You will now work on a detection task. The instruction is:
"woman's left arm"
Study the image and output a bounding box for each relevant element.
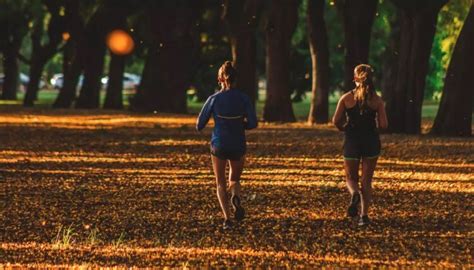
[244,96,258,130]
[332,97,346,131]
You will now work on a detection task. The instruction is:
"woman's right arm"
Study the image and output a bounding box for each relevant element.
[377,97,388,130]
[196,96,215,131]
[332,96,346,131]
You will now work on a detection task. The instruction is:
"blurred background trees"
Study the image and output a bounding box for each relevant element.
[0,0,471,135]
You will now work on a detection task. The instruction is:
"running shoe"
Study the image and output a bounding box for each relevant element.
[358,215,370,226]
[347,192,361,218]
[231,194,245,221]
[223,219,232,230]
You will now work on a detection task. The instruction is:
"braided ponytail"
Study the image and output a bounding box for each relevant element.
[353,64,375,113]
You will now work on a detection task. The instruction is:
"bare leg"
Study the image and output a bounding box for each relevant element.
[211,155,231,220]
[360,157,378,216]
[229,156,245,221]
[344,159,360,195]
[228,156,245,197]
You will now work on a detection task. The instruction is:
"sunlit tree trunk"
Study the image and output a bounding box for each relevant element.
[307,0,330,124]
[387,0,448,134]
[131,1,200,113]
[263,0,299,122]
[223,0,263,105]
[336,0,378,92]
[431,3,473,136]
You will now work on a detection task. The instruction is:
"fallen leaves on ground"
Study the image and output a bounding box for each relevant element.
[0,109,473,268]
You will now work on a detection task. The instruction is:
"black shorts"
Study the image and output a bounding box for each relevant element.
[210,145,245,161]
[343,134,381,160]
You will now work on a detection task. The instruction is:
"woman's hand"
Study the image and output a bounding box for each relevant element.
[334,119,346,131]
[332,96,346,132]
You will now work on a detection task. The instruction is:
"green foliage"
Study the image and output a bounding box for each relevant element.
[427,0,470,100]
[0,0,33,48]
[369,0,397,91]
[1,0,469,105]
[192,3,231,101]
[324,0,345,92]
[290,0,311,101]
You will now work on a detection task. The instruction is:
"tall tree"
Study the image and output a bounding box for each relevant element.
[263,0,299,122]
[307,0,330,124]
[431,2,473,136]
[131,0,200,113]
[103,53,126,110]
[103,1,133,110]
[335,0,378,92]
[53,0,85,108]
[387,0,448,134]
[223,0,263,104]
[75,6,108,109]
[0,1,30,100]
[23,0,65,107]
[192,1,231,102]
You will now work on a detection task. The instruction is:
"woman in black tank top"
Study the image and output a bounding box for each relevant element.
[332,64,388,226]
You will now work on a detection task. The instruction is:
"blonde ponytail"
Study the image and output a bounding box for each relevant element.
[353,64,375,113]
[218,61,237,84]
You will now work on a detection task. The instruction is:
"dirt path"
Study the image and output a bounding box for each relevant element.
[1,111,473,267]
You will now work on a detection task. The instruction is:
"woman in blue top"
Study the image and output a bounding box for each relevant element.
[196,61,258,229]
[332,64,388,226]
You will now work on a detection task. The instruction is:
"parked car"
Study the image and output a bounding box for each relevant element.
[101,73,140,93]
[50,73,84,90]
[50,73,64,89]
[0,73,45,92]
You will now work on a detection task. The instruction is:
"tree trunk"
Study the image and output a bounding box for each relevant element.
[103,2,130,110]
[23,59,46,107]
[307,0,330,124]
[1,42,21,100]
[24,3,64,107]
[0,1,29,100]
[387,0,448,134]
[223,0,263,104]
[431,4,473,136]
[263,0,299,122]
[75,10,107,109]
[53,53,82,108]
[103,53,125,109]
[336,0,378,92]
[131,1,200,113]
[53,0,83,108]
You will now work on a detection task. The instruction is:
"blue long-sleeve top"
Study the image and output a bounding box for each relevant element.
[196,88,258,151]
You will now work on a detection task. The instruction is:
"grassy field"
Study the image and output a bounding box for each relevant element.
[4,90,441,121]
[0,108,472,267]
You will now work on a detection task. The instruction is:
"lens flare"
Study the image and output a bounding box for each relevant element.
[106,30,134,55]
[62,32,70,41]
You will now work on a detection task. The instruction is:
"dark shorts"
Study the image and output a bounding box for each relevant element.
[210,145,245,161]
[343,134,381,160]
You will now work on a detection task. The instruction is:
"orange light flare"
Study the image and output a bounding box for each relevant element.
[106,29,135,55]
[62,32,70,41]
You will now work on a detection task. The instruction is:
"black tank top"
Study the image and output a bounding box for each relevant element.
[345,97,378,135]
